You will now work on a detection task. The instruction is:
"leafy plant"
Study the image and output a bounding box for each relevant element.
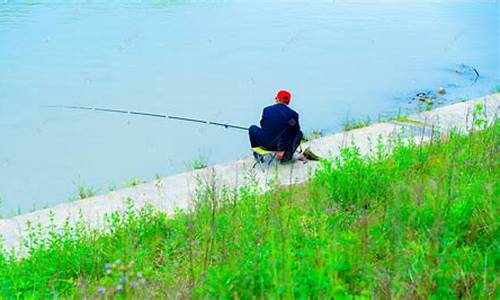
[192,156,208,170]
[95,259,148,297]
[472,103,487,130]
[0,122,497,298]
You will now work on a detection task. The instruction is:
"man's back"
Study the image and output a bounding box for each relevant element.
[258,103,300,151]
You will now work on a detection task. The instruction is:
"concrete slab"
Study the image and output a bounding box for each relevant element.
[407,93,499,132]
[1,93,498,251]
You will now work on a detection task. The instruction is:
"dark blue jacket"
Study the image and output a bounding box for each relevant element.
[249,103,301,151]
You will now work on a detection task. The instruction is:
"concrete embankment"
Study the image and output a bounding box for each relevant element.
[1,94,498,250]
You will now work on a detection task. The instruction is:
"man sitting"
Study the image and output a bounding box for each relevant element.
[249,90,303,162]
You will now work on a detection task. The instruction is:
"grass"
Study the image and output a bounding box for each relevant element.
[377,108,426,126]
[191,156,208,170]
[76,183,96,200]
[0,121,497,298]
[124,178,143,188]
[416,100,435,112]
[302,129,324,142]
[390,116,429,126]
[343,116,372,131]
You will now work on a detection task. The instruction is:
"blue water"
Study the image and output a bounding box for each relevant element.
[0,0,498,214]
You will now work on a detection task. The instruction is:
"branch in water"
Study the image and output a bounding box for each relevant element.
[471,66,480,84]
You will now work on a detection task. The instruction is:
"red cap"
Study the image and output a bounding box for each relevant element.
[275,90,292,104]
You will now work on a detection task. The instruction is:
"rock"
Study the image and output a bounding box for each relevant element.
[436,87,446,96]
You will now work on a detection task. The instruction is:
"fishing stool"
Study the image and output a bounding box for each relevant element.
[251,147,278,169]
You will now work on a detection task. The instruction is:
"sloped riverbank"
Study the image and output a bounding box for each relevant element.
[0,94,498,252]
[0,94,497,298]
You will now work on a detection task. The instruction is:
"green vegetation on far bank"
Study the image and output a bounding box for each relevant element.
[0,120,497,298]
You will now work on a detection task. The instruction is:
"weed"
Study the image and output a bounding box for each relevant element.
[343,116,372,131]
[471,103,487,130]
[76,184,96,200]
[192,156,208,170]
[124,178,143,187]
[96,259,148,298]
[0,122,497,298]
[302,129,324,142]
[391,116,429,126]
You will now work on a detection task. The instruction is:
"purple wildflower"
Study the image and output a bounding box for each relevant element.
[325,207,332,213]
[139,278,147,285]
[137,272,143,279]
[97,287,105,295]
[114,259,122,266]
[116,284,124,292]
[130,281,138,288]
[350,204,356,209]
[104,263,111,270]
[120,277,128,284]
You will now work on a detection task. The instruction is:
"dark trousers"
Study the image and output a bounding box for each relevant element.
[283,130,303,161]
[249,125,302,161]
[249,125,262,148]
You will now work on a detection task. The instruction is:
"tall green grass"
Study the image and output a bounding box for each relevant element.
[343,116,372,131]
[0,123,497,298]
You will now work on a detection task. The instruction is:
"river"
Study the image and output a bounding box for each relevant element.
[0,0,498,214]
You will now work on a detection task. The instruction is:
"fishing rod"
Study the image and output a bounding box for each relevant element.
[43,105,249,131]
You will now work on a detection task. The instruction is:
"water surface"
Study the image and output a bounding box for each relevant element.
[0,0,498,214]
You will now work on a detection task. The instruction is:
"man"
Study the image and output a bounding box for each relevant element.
[249,90,303,162]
